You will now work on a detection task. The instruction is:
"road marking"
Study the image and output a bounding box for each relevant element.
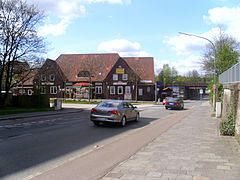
[9,133,32,140]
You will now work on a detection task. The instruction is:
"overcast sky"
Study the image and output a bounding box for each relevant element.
[27,0,240,75]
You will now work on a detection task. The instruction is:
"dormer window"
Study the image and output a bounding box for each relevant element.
[49,74,55,81]
[78,71,90,77]
[41,74,46,81]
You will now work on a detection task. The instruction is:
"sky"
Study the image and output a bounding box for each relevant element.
[27,0,240,75]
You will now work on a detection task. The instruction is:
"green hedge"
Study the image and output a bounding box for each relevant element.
[13,95,50,108]
[220,94,235,136]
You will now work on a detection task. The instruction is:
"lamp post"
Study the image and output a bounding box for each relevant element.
[179,32,216,111]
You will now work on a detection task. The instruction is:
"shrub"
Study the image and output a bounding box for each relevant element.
[220,96,235,136]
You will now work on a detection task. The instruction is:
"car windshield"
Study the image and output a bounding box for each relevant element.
[168,98,180,101]
[97,101,120,108]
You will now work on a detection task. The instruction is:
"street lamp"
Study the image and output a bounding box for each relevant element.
[178,32,216,111]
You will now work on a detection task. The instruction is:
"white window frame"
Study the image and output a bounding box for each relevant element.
[122,74,128,81]
[113,74,118,81]
[138,88,143,96]
[125,86,131,94]
[118,86,123,94]
[19,89,25,94]
[95,86,102,94]
[28,89,33,96]
[110,86,115,94]
[50,86,57,94]
[41,74,46,81]
[147,87,151,93]
[40,86,46,94]
[49,74,55,81]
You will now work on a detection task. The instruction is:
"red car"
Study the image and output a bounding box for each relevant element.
[163,97,171,105]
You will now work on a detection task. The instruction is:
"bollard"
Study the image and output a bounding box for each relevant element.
[54,99,62,110]
[216,102,222,118]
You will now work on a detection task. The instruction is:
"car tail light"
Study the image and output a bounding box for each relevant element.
[165,103,169,105]
[108,110,118,115]
[175,103,179,106]
[91,109,97,113]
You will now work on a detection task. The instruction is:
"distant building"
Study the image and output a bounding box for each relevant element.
[33,53,155,101]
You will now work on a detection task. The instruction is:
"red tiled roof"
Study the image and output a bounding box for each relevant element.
[123,57,155,84]
[22,69,39,86]
[55,54,155,84]
[56,53,120,82]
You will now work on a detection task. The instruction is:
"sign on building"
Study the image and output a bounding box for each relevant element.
[116,68,124,74]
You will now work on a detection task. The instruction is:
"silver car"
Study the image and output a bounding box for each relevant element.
[90,100,139,127]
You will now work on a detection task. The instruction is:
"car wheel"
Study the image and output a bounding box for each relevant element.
[181,106,184,110]
[93,121,100,126]
[165,106,168,109]
[121,116,127,127]
[135,113,139,122]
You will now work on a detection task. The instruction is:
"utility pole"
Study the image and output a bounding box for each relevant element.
[179,32,217,111]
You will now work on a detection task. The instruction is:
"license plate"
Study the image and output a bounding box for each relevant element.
[97,118,107,121]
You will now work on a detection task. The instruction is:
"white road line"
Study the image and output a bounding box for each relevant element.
[9,133,32,140]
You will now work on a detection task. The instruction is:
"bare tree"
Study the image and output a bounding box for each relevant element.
[0,0,46,106]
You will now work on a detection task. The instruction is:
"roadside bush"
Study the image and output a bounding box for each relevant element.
[216,84,224,103]
[13,95,50,108]
[220,97,235,136]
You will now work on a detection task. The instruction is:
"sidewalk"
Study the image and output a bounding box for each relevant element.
[102,102,240,180]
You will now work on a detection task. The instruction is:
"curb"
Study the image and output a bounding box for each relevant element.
[0,109,84,121]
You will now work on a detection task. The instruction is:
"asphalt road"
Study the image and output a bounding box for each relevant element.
[0,100,205,180]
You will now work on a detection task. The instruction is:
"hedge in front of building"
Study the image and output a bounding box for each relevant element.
[13,95,50,108]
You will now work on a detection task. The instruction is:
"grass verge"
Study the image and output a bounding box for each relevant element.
[0,107,54,116]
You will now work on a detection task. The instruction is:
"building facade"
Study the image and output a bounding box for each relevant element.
[32,53,155,101]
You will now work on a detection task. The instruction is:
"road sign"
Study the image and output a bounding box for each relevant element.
[213,84,216,90]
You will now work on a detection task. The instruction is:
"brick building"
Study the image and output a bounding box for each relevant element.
[33,53,155,101]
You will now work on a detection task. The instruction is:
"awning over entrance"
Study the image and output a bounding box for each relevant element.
[73,82,93,87]
[162,87,173,91]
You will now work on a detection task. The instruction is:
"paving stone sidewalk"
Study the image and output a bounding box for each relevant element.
[102,102,240,180]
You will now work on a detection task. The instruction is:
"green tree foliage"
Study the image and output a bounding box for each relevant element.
[220,95,235,136]
[201,29,240,76]
[155,66,208,85]
[155,64,178,86]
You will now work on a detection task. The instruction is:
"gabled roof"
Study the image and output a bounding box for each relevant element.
[39,58,66,80]
[123,57,155,84]
[16,68,39,86]
[55,53,155,84]
[56,53,120,82]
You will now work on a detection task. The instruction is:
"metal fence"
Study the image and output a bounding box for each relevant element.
[219,62,240,84]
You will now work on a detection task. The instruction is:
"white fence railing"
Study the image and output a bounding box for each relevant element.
[219,62,240,84]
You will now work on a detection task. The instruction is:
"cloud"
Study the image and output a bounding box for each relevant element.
[165,6,240,56]
[29,0,129,18]
[204,6,240,40]
[97,39,151,57]
[38,19,70,37]
[155,55,202,75]
[164,35,207,56]
[27,0,131,36]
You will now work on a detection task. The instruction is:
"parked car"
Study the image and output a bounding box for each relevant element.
[165,98,184,110]
[162,97,171,105]
[90,100,139,127]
